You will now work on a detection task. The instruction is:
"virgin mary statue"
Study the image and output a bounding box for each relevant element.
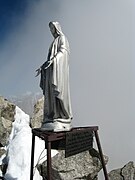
[36,21,73,132]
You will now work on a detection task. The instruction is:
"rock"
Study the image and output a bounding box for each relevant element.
[0,96,15,147]
[109,161,135,180]
[0,96,16,176]
[38,149,108,180]
[109,168,123,180]
[0,149,5,156]
[30,96,44,128]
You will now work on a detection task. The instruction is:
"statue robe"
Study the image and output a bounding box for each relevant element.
[40,34,72,123]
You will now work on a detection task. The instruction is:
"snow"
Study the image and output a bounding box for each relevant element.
[2,106,58,180]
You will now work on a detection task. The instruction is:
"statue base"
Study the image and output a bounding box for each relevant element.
[30,126,109,180]
[41,119,72,132]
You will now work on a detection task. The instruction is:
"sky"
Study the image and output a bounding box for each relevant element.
[0,0,135,176]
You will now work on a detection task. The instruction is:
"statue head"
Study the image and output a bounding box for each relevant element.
[49,21,63,38]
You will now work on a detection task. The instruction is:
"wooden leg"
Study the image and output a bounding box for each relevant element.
[30,133,35,180]
[94,130,109,180]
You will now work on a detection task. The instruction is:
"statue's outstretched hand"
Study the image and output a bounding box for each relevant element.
[45,59,53,69]
[35,68,41,77]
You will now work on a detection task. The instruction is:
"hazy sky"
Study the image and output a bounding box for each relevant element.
[0,0,135,175]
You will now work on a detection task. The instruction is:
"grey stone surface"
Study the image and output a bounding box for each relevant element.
[121,161,135,179]
[30,96,44,128]
[0,96,15,147]
[109,161,135,180]
[38,149,108,180]
[109,169,123,180]
[0,96,16,176]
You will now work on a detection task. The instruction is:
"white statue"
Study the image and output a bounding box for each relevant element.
[36,21,73,132]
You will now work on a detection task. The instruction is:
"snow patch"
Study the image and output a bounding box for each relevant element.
[3,106,58,180]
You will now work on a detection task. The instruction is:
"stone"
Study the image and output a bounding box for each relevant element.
[0,96,16,176]
[30,96,44,128]
[38,149,108,180]
[108,169,123,180]
[0,96,15,147]
[109,161,135,180]
[121,161,135,179]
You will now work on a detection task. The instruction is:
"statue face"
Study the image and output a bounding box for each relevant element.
[49,23,56,37]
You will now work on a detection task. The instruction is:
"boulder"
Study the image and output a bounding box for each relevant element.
[0,96,16,176]
[0,96,15,148]
[109,161,135,180]
[31,96,44,128]
[38,149,108,180]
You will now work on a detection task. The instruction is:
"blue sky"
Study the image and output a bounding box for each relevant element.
[0,0,27,43]
[0,0,135,175]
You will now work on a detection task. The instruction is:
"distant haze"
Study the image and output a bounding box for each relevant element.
[0,0,135,173]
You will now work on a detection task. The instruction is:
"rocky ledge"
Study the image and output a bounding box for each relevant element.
[38,149,108,180]
[109,161,135,180]
[0,96,15,149]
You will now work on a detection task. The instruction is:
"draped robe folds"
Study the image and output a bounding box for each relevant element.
[40,34,73,125]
